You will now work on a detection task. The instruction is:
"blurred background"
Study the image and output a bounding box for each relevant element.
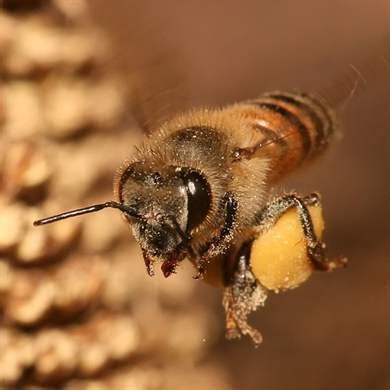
[0,0,389,389]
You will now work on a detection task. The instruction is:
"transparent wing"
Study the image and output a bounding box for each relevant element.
[92,2,191,133]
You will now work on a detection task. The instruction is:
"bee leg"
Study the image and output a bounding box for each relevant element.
[222,241,268,346]
[255,193,347,271]
[193,192,238,279]
[232,124,288,161]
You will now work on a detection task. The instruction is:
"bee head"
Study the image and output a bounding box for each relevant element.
[118,162,211,275]
[33,162,211,278]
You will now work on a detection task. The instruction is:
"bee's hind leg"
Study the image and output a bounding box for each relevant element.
[222,241,268,346]
[255,192,347,271]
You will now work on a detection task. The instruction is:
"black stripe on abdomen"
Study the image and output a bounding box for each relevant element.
[300,93,335,138]
[249,101,312,159]
[266,92,333,149]
[265,93,325,149]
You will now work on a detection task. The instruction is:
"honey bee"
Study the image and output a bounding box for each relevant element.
[34,90,346,344]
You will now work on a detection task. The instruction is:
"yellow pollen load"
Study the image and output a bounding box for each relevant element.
[250,204,324,292]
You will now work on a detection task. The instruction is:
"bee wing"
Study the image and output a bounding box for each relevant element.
[129,48,190,133]
[95,3,191,133]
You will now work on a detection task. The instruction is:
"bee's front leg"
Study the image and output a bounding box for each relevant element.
[193,192,238,279]
[222,241,268,346]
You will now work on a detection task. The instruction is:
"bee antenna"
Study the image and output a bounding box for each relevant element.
[33,201,140,226]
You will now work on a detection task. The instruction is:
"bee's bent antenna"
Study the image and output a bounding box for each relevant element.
[33,201,139,226]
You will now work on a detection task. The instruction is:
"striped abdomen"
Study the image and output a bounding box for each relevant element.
[227,91,336,182]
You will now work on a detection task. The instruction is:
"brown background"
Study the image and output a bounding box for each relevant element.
[90,1,390,389]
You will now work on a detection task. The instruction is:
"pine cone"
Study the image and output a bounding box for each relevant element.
[0,1,229,389]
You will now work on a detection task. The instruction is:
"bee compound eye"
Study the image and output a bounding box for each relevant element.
[181,170,211,232]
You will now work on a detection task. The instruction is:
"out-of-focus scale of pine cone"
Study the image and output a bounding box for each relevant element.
[0,312,139,385]
[0,255,107,325]
[0,1,228,389]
